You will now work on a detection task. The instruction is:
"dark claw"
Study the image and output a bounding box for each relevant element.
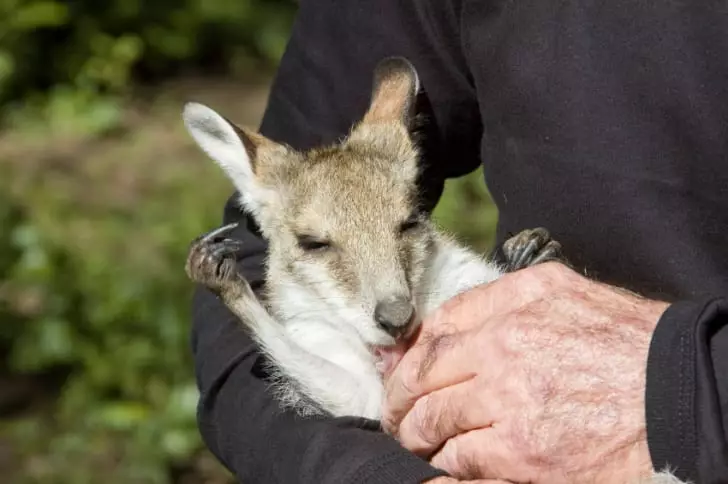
[186,224,247,295]
[511,235,542,270]
[210,239,246,259]
[497,227,569,272]
[199,222,239,243]
[528,240,564,266]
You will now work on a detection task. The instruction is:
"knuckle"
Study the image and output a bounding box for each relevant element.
[528,259,566,285]
[507,417,535,465]
[504,266,554,301]
[496,318,535,353]
[409,395,441,447]
[542,260,577,286]
[380,411,398,437]
[399,359,423,398]
[509,412,556,473]
[436,437,480,479]
[433,439,462,476]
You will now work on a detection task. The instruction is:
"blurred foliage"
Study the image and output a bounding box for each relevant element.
[0,1,296,481]
[0,0,497,482]
[0,0,296,135]
[0,122,236,481]
[433,170,498,254]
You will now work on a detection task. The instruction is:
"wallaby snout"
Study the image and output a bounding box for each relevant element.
[374,295,415,339]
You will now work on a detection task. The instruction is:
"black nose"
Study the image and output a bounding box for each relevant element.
[374,296,415,339]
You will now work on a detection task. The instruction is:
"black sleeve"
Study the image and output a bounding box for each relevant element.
[646,297,728,482]
[189,1,483,482]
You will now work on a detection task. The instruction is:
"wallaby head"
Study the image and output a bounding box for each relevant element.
[183,58,435,349]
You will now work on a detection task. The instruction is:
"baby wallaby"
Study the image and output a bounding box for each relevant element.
[182,58,687,484]
[182,57,564,419]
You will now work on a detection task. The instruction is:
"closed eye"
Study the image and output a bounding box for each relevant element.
[296,234,331,252]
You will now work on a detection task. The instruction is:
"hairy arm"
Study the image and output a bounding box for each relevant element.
[190,0,483,482]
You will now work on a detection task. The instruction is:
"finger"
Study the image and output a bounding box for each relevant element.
[463,480,513,484]
[430,427,522,482]
[397,378,502,457]
[382,328,480,434]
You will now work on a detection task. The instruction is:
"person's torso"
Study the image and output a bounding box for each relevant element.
[462,0,728,300]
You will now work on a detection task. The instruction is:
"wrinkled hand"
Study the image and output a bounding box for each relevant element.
[383,262,669,484]
[425,477,509,484]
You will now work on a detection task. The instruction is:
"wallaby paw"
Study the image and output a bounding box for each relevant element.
[186,222,246,295]
[500,227,568,272]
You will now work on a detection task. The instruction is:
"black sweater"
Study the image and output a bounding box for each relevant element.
[190,1,728,482]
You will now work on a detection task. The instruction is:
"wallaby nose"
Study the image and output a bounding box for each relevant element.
[374,296,415,339]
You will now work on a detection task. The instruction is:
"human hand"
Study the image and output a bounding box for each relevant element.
[425,477,509,484]
[383,262,669,484]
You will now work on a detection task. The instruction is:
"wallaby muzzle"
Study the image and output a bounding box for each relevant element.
[374,295,415,339]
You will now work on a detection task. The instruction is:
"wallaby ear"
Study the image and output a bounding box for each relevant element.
[361,57,420,127]
[183,101,259,182]
[347,57,422,182]
[182,102,280,216]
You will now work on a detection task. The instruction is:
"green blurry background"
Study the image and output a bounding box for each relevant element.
[0,1,497,482]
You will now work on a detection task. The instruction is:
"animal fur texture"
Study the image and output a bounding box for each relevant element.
[182,57,687,484]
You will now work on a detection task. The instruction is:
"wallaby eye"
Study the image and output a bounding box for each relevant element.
[398,214,421,233]
[296,235,331,252]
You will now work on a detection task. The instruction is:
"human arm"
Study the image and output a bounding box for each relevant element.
[189,0,484,482]
[381,262,728,483]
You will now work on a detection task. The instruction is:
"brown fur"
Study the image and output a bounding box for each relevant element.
[225,59,432,312]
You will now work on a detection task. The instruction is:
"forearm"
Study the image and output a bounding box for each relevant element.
[645,297,728,482]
